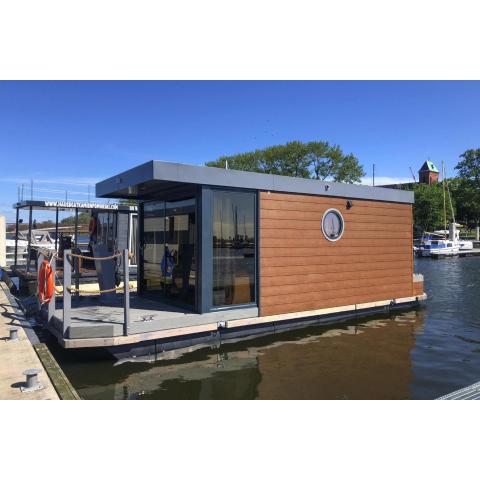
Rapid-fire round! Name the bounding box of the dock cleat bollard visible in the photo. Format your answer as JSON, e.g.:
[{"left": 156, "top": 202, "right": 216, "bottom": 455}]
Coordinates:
[
  {"left": 8, "top": 327, "right": 19, "bottom": 341},
  {"left": 20, "top": 368, "right": 45, "bottom": 393}
]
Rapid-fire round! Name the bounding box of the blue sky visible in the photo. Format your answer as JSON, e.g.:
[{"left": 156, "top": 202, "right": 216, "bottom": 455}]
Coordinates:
[{"left": 1, "top": 80, "right": 480, "bottom": 222}]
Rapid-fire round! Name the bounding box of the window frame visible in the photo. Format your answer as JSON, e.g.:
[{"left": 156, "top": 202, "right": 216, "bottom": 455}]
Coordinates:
[
  {"left": 321, "top": 208, "right": 345, "bottom": 242},
  {"left": 206, "top": 186, "right": 258, "bottom": 312}
]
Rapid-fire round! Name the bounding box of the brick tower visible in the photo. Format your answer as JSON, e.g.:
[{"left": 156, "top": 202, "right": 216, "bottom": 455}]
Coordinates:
[{"left": 418, "top": 160, "right": 439, "bottom": 185}]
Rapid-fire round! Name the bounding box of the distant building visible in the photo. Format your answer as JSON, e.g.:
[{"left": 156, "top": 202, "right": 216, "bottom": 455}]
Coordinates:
[
  {"left": 418, "top": 161, "right": 439, "bottom": 185},
  {"left": 379, "top": 160, "right": 439, "bottom": 190}
]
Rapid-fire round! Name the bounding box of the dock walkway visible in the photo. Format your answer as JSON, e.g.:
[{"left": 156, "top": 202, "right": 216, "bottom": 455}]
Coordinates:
[
  {"left": 437, "top": 382, "right": 480, "bottom": 400},
  {"left": 0, "top": 282, "right": 59, "bottom": 400}
]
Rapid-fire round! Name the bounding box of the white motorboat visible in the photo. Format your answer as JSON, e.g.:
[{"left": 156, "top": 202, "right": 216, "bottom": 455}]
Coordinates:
[
  {"left": 433, "top": 227, "right": 474, "bottom": 252},
  {"left": 5, "top": 229, "right": 56, "bottom": 266},
  {"left": 29, "top": 229, "right": 56, "bottom": 251},
  {"left": 423, "top": 238, "right": 459, "bottom": 257},
  {"left": 5, "top": 232, "right": 28, "bottom": 265}
]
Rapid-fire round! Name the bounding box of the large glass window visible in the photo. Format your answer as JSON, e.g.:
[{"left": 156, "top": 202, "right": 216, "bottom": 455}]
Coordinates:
[{"left": 212, "top": 190, "right": 256, "bottom": 307}]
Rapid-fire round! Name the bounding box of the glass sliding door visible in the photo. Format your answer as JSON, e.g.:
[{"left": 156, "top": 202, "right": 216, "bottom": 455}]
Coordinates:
[
  {"left": 129, "top": 213, "right": 138, "bottom": 266},
  {"left": 142, "top": 198, "right": 196, "bottom": 308},
  {"left": 212, "top": 190, "right": 256, "bottom": 307},
  {"left": 164, "top": 198, "right": 196, "bottom": 306},
  {"left": 143, "top": 201, "right": 167, "bottom": 292}
]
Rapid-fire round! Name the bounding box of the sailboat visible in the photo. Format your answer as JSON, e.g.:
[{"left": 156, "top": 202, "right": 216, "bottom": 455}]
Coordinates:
[{"left": 422, "top": 161, "right": 460, "bottom": 258}]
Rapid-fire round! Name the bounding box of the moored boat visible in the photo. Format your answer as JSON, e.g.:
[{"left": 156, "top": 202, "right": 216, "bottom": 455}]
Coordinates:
[
  {"left": 425, "top": 238, "right": 459, "bottom": 257},
  {"left": 5, "top": 232, "right": 28, "bottom": 265}
]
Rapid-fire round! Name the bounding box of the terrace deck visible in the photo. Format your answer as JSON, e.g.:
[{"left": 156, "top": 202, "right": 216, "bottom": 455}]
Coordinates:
[{"left": 49, "top": 293, "right": 258, "bottom": 341}]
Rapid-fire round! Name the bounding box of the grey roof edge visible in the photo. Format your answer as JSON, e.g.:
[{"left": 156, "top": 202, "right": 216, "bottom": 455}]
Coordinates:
[
  {"left": 96, "top": 160, "right": 414, "bottom": 204},
  {"left": 96, "top": 160, "right": 155, "bottom": 198}
]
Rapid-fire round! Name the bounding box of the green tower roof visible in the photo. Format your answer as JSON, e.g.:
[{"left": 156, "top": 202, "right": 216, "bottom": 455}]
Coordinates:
[{"left": 419, "top": 160, "right": 439, "bottom": 173}]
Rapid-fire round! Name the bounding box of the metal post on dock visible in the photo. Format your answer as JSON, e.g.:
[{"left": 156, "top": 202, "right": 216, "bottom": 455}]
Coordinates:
[
  {"left": 48, "top": 255, "right": 56, "bottom": 322},
  {"left": 123, "top": 249, "right": 130, "bottom": 336},
  {"left": 63, "top": 249, "right": 71, "bottom": 339}
]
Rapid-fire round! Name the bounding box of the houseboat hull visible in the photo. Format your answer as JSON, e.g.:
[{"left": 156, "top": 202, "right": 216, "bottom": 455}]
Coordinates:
[{"left": 46, "top": 293, "right": 427, "bottom": 360}]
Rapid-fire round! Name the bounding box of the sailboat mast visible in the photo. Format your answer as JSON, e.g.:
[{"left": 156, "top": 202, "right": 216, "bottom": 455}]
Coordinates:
[
  {"left": 444, "top": 167, "right": 456, "bottom": 224},
  {"left": 442, "top": 160, "right": 447, "bottom": 239}
]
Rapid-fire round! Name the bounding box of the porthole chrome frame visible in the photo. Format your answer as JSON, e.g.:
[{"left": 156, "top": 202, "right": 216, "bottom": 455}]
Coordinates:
[{"left": 321, "top": 208, "right": 345, "bottom": 242}]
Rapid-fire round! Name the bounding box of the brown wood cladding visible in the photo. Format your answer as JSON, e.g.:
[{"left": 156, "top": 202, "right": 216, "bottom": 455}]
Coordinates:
[
  {"left": 413, "top": 281, "right": 424, "bottom": 297},
  {"left": 259, "top": 191, "right": 415, "bottom": 316}
]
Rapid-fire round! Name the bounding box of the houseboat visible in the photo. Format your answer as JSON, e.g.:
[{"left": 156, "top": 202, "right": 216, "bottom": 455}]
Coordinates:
[{"left": 44, "top": 160, "right": 425, "bottom": 358}]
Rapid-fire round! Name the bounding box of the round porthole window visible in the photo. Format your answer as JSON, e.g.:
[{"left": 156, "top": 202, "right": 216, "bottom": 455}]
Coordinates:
[{"left": 321, "top": 208, "right": 344, "bottom": 242}]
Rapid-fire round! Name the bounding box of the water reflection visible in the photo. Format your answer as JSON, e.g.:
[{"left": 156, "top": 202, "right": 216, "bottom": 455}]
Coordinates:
[{"left": 57, "top": 309, "right": 425, "bottom": 400}]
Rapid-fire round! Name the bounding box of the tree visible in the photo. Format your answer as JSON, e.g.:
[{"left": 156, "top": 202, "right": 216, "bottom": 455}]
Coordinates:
[
  {"left": 455, "top": 149, "right": 480, "bottom": 185},
  {"left": 213, "top": 150, "right": 263, "bottom": 173},
  {"left": 263, "top": 142, "right": 311, "bottom": 178},
  {"left": 206, "top": 140, "right": 365, "bottom": 183},
  {"left": 306, "top": 141, "right": 339, "bottom": 179},
  {"left": 332, "top": 153, "right": 365, "bottom": 183},
  {"left": 449, "top": 175, "right": 480, "bottom": 228},
  {"left": 412, "top": 182, "right": 452, "bottom": 232},
  {"left": 453, "top": 149, "right": 480, "bottom": 236}
]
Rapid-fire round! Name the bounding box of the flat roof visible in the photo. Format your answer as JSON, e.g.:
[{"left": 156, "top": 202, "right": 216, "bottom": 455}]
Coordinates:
[
  {"left": 13, "top": 200, "right": 137, "bottom": 212},
  {"left": 96, "top": 160, "right": 414, "bottom": 204}
]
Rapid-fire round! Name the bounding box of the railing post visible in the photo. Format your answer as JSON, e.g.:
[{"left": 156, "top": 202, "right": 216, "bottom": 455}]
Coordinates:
[
  {"left": 37, "top": 251, "right": 44, "bottom": 278},
  {"left": 123, "top": 249, "right": 130, "bottom": 336},
  {"left": 73, "top": 253, "right": 80, "bottom": 298},
  {"left": 48, "top": 255, "right": 56, "bottom": 322},
  {"left": 63, "top": 249, "right": 71, "bottom": 339},
  {"left": 37, "top": 250, "right": 44, "bottom": 299}
]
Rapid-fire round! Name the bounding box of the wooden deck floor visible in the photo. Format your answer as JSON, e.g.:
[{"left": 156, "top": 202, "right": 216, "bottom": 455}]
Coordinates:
[{"left": 51, "top": 293, "right": 258, "bottom": 339}]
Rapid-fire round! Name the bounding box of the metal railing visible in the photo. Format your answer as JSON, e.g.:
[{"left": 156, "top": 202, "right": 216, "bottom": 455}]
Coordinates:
[{"left": 38, "top": 248, "right": 131, "bottom": 339}]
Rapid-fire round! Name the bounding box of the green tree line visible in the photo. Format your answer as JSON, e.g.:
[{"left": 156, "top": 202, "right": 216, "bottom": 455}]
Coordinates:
[{"left": 206, "top": 140, "right": 365, "bottom": 183}]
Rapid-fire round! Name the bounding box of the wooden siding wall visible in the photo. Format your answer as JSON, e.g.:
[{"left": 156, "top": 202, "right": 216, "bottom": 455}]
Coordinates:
[{"left": 259, "top": 191, "right": 414, "bottom": 317}]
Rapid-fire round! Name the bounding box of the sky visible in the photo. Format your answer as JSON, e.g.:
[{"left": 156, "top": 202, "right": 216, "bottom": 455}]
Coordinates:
[{"left": 1, "top": 80, "right": 480, "bottom": 222}]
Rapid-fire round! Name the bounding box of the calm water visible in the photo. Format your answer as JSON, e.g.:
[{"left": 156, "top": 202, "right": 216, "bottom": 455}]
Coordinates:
[{"left": 51, "top": 257, "right": 480, "bottom": 399}]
